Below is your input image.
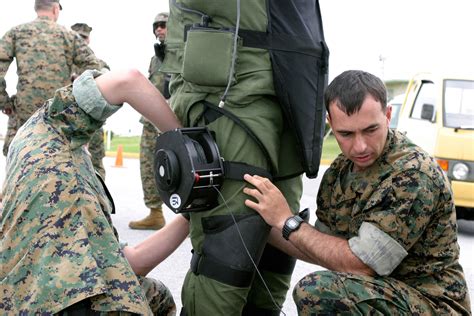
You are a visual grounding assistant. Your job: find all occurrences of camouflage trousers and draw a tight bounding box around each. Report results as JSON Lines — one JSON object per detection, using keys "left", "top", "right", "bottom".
{"left": 88, "top": 128, "right": 106, "bottom": 179}
{"left": 58, "top": 276, "right": 176, "bottom": 316}
{"left": 2, "top": 115, "right": 17, "bottom": 157}
{"left": 293, "top": 270, "right": 436, "bottom": 315}
{"left": 140, "top": 120, "right": 162, "bottom": 209}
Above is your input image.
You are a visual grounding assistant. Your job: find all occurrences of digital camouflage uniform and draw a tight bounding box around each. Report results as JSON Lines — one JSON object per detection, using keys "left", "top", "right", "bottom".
{"left": 0, "top": 16, "right": 101, "bottom": 156}
{"left": 294, "top": 129, "right": 471, "bottom": 315}
{"left": 0, "top": 70, "right": 175, "bottom": 315}
{"left": 139, "top": 54, "right": 166, "bottom": 210}
{"left": 2, "top": 95, "right": 17, "bottom": 156}
{"left": 71, "top": 23, "right": 110, "bottom": 179}
{"left": 162, "top": 1, "right": 304, "bottom": 314}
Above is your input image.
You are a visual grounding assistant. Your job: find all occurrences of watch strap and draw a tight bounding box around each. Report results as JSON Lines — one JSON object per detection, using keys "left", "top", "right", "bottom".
{"left": 282, "top": 215, "right": 304, "bottom": 240}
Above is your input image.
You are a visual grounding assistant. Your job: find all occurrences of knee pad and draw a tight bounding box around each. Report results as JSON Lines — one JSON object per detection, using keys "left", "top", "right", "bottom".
{"left": 191, "top": 213, "right": 270, "bottom": 287}
{"left": 257, "top": 208, "right": 310, "bottom": 275}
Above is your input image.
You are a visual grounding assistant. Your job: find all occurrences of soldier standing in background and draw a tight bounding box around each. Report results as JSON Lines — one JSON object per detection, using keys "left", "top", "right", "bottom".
{"left": 71, "top": 22, "right": 110, "bottom": 179}
{"left": 129, "top": 13, "right": 170, "bottom": 230}
{"left": 0, "top": 0, "right": 101, "bottom": 157}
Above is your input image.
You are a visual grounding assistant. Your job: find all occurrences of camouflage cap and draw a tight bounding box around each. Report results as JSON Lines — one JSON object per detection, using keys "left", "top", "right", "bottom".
{"left": 154, "top": 12, "right": 169, "bottom": 24}
{"left": 71, "top": 23, "right": 93, "bottom": 38}
{"left": 35, "top": 0, "right": 62, "bottom": 10}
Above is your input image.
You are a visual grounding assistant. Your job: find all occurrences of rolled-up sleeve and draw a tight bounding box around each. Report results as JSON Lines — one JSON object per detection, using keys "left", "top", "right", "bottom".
{"left": 348, "top": 170, "right": 439, "bottom": 276}
{"left": 72, "top": 70, "right": 121, "bottom": 121}
{"left": 349, "top": 222, "right": 408, "bottom": 276}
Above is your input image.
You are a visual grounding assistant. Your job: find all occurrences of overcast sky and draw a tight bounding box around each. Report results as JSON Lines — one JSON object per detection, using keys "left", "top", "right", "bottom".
{"left": 1, "top": 0, "right": 473, "bottom": 135}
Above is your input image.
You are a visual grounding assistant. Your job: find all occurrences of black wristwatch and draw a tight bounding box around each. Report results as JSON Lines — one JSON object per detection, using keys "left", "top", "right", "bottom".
{"left": 282, "top": 215, "right": 304, "bottom": 240}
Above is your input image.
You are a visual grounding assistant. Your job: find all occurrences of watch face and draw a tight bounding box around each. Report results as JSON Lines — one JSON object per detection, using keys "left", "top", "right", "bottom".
{"left": 287, "top": 218, "right": 299, "bottom": 229}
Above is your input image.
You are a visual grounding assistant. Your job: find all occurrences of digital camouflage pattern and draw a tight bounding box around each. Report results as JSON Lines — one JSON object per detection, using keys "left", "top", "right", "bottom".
{"left": 0, "top": 16, "right": 101, "bottom": 152}
{"left": 148, "top": 55, "right": 166, "bottom": 92}
{"left": 305, "top": 129, "right": 471, "bottom": 315}
{"left": 138, "top": 54, "right": 167, "bottom": 209}
{"left": 140, "top": 276, "right": 176, "bottom": 316}
{"left": 88, "top": 127, "right": 106, "bottom": 179}
{"left": 60, "top": 277, "right": 176, "bottom": 316}
{"left": 0, "top": 71, "right": 175, "bottom": 315}
{"left": 294, "top": 271, "right": 436, "bottom": 315}
{"left": 140, "top": 119, "right": 162, "bottom": 209}
{"left": 2, "top": 95, "right": 17, "bottom": 156}
{"left": 1, "top": 115, "right": 16, "bottom": 156}
{"left": 72, "top": 58, "right": 110, "bottom": 77}
{"left": 3, "top": 115, "right": 18, "bottom": 157}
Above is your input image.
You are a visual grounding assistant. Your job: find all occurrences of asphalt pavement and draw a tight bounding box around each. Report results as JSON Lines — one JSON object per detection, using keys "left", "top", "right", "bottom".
{"left": 1, "top": 147, "right": 473, "bottom": 315}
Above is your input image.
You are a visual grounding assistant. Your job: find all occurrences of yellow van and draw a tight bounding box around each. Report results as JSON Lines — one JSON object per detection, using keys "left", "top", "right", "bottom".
{"left": 397, "top": 73, "right": 474, "bottom": 220}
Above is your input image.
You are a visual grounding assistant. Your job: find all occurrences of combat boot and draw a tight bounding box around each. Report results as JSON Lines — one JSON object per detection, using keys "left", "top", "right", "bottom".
{"left": 128, "top": 207, "right": 166, "bottom": 230}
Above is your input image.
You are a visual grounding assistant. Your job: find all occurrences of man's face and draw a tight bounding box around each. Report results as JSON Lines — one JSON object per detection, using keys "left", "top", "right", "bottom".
{"left": 328, "top": 95, "right": 392, "bottom": 172}
{"left": 81, "top": 34, "right": 90, "bottom": 45}
{"left": 154, "top": 22, "right": 167, "bottom": 42}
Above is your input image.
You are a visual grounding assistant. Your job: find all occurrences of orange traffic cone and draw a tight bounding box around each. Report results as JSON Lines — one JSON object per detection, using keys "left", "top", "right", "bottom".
{"left": 114, "top": 144, "right": 124, "bottom": 167}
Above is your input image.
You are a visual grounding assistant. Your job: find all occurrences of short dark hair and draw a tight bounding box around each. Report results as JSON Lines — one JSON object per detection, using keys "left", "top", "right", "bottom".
{"left": 324, "top": 70, "right": 387, "bottom": 116}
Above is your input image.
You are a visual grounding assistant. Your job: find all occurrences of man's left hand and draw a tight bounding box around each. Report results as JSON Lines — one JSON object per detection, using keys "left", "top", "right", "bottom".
{"left": 243, "top": 174, "right": 293, "bottom": 229}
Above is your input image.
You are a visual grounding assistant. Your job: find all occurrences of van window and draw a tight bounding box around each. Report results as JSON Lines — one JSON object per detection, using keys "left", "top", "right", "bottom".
{"left": 411, "top": 81, "right": 436, "bottom": 120}
{"left": 444, "top": 80, "right": 474, "bottom": 128}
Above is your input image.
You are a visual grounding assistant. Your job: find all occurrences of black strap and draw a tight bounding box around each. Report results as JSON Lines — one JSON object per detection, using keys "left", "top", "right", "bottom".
{"left": 242, "top": 304, "right": 281, "bottom": 316}
{"left": 189, "top": 101, "right": 275, "bottom": 177}
{"left": 223, "top": 161, "right": 272, "bottom": 181}
{"left": 239, "top": 29, "right": 325, "bottom": 58}
{"left": 190, "top": 250, "right": 254, "bottom": 288}
{"left": 189, "top": 101, "right": 306, "bottom": 182}
{"left": 258, "top": 243, "right": 296, "bottom": 275}
{"left": 96, "top": 172, "right": 116, "bottom": 214}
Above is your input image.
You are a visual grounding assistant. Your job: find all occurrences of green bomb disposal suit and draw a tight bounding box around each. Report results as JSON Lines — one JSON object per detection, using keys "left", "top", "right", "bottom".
{"left": 160, "top": 1, "right": 330, "bottom": 315}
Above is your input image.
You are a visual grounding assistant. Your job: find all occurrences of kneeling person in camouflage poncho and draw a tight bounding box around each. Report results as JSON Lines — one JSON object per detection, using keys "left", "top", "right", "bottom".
{"left": 0, "top": 69, "right": 187, "bottom": 315}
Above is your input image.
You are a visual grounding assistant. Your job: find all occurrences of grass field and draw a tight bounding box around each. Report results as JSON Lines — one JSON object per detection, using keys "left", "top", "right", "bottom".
{"left": 108, "top": 136, "right": 141, "bottom": 153}
{"left": 109, "top": 135, "right": 341, "bottom": 162}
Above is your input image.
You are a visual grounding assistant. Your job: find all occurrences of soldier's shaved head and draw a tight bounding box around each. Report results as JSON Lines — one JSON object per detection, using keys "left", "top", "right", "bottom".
{"left": 34, "top": 0, "right": 61, "bottom": 12}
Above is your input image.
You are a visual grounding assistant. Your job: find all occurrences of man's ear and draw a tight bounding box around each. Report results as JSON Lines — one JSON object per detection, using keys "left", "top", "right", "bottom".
{"left": 385, "top": 105, "right": 392, "bottom": 122}
{"left": 54, "top": 4, "right": 60, "bottom": 17}
{"left": 326, "top": 111, "right": 332, "bottom": 127}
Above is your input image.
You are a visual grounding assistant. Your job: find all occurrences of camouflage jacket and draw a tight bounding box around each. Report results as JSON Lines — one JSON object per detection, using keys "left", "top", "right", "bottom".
{"left": 72, "top": 57, "right": 110, "bottom": 78}
{"left": 149, "top": 55, "right": 166, "bottom": 94}
{"left": 316, "top": 129, "right": 470, "bottom": 314}
{"left": 0, "top": 16, "right": 101, "bottom": 123}
{"left": 0, "top": 71, "right": 152, "bottom": 315}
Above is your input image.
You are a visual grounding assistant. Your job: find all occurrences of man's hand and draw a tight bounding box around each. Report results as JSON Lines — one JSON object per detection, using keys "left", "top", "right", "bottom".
{"left": 1, "top": 95, "right": 15, "bottom": 115}
{"left": 1, "top": 107, "right": 12, "bottom": 115}
{"left": 70, "top": 73, "right": 79, "bottom": 82}
{"left": 243, "top": 174, "right": 293, "bottom": 229}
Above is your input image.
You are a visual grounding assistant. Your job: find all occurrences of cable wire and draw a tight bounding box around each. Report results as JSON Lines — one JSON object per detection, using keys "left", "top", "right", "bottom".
{"left": 213, "top": 186, "right": 286, "bottom": 316}
{"left": 171, "top": 0, "right": 209, "bottom": 19}
{"left": 219, "top": 0, "right": 241, "bottom": 108}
